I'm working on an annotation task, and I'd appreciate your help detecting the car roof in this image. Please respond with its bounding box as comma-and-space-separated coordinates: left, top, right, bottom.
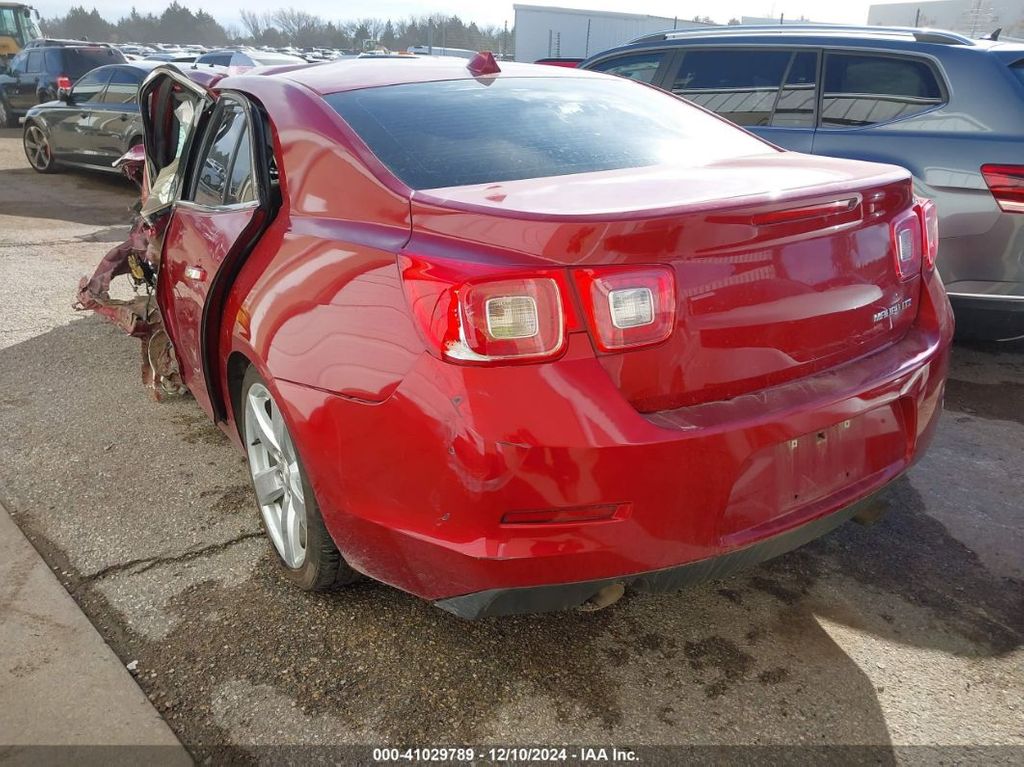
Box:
586, 24, 1024, 61
25, 39, 117, 49
92, 61, 165, 72
629, 24, 985, 46
271, 55, 600, 96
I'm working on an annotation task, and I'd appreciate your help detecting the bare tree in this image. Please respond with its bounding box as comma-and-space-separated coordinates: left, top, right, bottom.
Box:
272, 8, 324, 44
240, 10, 272, 40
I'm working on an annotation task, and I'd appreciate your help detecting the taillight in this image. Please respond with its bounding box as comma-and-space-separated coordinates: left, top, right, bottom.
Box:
981, 164, 1024, 213
916, 197, 939, 271
572, 266, 675, 352
56, 75, 72, 91
399, 255, 575, 365
890, 209, 923, 281
400, 256, 677, 364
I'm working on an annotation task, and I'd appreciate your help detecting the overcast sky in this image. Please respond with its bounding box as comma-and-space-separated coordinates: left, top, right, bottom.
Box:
32, 0, 907, 29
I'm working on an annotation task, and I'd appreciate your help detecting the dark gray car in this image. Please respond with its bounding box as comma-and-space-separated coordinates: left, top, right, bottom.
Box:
583, 25, 1024, 339
20, 61, 158, 175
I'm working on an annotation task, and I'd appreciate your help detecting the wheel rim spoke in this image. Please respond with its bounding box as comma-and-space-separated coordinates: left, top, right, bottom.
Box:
244, 382, 307, 569
252, 466, 284, 506
287, 460, 303, 501
271, 405, 287, 454
283, 499, 303, 564
248, 390, 279, 452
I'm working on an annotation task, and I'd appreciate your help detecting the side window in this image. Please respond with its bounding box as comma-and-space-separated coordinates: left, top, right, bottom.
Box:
227, 127, 255, 204
100, 67, 141, 105
9, 52, 26, 74
589, 52, 666, 84
190, 101, 257, 207
670, 49, 793, 126
0, 9, 17, 36
44, 49, 62, 72
25, 50, 43, 74
71, 69, 111, 103
771, 51, 818, 128
821, 53, 945, 128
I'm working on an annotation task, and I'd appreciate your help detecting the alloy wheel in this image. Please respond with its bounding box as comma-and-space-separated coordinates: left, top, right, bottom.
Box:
24, 126, 51, 171
244, 382, 308, 569
0, 101, 7, 127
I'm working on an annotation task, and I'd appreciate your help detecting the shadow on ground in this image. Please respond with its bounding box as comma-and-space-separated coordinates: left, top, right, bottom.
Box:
0, 134, 135, 226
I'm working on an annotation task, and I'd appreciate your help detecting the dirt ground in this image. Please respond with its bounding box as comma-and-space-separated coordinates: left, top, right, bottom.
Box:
0, 126, 1022, 762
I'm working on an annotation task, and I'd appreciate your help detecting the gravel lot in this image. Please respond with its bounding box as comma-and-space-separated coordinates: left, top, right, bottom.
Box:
0, 126, 1022, 762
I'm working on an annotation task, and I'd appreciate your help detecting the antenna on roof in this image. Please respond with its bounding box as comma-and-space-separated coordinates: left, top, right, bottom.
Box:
981, 27, 1002, 40
467, 50, 501, 76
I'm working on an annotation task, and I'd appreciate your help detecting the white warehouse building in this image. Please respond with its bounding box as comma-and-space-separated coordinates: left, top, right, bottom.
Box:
868, 0, 1024, 37
513, 4, 710, 63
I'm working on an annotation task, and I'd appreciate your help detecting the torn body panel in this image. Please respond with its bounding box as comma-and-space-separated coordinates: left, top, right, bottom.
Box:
75, 66, 217, 398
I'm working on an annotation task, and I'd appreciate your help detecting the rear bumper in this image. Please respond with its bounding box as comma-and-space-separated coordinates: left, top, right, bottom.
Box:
948, 288, 1024, 341
276, 271, 954, 613
436, 487, 886, 618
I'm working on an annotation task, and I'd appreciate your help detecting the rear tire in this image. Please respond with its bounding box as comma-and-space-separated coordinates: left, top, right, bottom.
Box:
23, 123, 59, 174
240, 365, 359, 591
0, 100, 14, 129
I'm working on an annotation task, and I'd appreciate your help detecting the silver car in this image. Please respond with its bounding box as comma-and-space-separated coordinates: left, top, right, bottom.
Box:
584, 25, 1024, 339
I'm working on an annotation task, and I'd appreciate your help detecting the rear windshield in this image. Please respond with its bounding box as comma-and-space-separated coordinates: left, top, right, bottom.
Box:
65, 48, 125, 78
326, 76, 774, 189
249, 53, 302, 65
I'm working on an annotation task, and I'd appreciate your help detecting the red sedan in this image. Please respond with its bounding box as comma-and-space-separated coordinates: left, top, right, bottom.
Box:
121, 54, 952, 617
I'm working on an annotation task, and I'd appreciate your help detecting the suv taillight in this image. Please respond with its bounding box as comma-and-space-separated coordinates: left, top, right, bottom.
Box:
56, 75, 72, 91
916, 198, 939, 271
399, 256, 677, 365
981, 164, 1024, 213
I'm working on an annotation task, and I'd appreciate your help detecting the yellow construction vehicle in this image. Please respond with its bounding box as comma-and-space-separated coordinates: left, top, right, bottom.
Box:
0, 3, 42, 63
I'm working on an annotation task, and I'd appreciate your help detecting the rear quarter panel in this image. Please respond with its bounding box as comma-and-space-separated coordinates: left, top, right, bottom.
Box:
217, 76, 422, 420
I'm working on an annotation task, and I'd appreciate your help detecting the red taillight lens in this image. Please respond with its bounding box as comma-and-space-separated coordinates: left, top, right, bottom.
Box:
572, 266, 675, 352
890, 209, 923, 281
460, 277, 565, 361
399, 254, 574, 365
981, 164, 1024, 213
916, 197, 939, 271
56, 75, 72, 91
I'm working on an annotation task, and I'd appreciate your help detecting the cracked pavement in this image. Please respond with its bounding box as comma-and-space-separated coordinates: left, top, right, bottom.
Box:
0, 127, 1022, 762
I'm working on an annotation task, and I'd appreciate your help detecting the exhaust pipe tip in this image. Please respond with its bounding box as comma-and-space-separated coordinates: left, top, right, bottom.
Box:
579, 582, 625, 612
852, 497, 891, 526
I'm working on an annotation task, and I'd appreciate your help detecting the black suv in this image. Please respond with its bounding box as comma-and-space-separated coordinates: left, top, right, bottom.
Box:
0, 43, 125, 127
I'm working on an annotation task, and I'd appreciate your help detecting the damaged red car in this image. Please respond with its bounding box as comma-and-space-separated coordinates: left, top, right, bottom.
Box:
82, 55, 953, 618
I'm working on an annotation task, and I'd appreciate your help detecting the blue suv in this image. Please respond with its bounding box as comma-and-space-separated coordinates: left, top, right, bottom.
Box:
583, 25, 1024, 339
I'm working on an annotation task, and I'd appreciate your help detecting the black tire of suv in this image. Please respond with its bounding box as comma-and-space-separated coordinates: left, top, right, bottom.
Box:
0, 99, 13, 129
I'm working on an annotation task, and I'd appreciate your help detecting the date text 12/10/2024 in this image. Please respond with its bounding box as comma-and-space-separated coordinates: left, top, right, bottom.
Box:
372, 747, 640, 762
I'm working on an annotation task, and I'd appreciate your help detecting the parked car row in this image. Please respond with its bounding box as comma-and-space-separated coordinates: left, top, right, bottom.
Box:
21, 60, 154, 173
583, 24, 1024, 340
72, 52, 953, 618
0, 41, 124, 126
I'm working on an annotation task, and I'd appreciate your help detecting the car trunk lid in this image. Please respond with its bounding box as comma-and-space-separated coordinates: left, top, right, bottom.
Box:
410, 153, 920, 411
